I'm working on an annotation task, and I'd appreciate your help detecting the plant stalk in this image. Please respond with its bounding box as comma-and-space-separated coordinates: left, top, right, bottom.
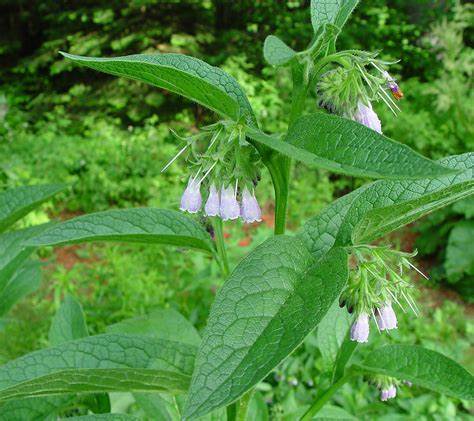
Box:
213, 217, 230, 277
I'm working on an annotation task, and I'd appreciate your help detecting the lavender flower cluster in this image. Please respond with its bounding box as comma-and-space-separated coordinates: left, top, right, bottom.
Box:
180, 177, 262, 223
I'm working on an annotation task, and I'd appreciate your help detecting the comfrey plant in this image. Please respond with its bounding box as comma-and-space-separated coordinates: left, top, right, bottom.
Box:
0, 2, 472, 420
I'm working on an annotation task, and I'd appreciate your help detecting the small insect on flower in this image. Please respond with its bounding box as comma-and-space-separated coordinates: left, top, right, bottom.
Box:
204, 183, 220, 217
180, 176, 202, 214
220, 184, 240, 221
382, 70, 404, 100
353, 101, 382, 134
350, 312, 370, 343
375, 302, 398, 331
241, 187, 262, 223
380, 385, 397, 401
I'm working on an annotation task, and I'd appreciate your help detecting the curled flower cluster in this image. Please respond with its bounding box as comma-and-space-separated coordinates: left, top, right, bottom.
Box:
339, 245, 425, 344
369, 375, 412, 403
164, 120, 262, 224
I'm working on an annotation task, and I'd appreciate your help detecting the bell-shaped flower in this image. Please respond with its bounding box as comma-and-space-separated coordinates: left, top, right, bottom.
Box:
382, 71, 404, 100
376, 302, 398, 331
350, 313, 370, 343
353, 101, 382, 134
204, 183, 220, 217
180, 176, 202, 214
380, 385, 397, 401
241, 187, 262, 223
220, 185, 240, 221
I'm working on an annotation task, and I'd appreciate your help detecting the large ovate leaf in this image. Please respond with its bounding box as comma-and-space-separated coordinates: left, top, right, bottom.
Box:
0, 262, 42, 317
354, 345, 474, 400
61, 52, 255, 124
0, 334, 196, 401
27, 208, 213, 252
0, 184, 65, 232
311, 0, 359, 32
107, 308, 200, 347
49, 295, 89, 346
263, 35, 297, 66
184, 238, 348, 419
248, 114, 453, 179
302, 153, 474, 258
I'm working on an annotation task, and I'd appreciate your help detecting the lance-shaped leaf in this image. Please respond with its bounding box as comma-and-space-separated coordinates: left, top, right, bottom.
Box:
27, 208, 213, 252
311, 0, 359, 32
263, 35, 297, 66
0, 262, 42, 317
0, 224, 51, 289
302, 153, 474, 258
354, 345, 474, 400
0, 334, 196, 401
248, 115, 453, 179
61, 52, 255, 125
0, 184, 65, 233
49, 295, 89, 346
184, 238, 348, 419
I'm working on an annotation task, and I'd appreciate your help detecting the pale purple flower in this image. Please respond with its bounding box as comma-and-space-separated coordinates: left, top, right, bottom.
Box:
241, 187, 262, 223
376, 302, 398, 331
180, 176, 202, 213
353, 101, 382, 134
380, 385, 397, 401
350, 313, 370, 343
219, 185, 240, 221
382, 71, 404, 100
204, 183, 220, 217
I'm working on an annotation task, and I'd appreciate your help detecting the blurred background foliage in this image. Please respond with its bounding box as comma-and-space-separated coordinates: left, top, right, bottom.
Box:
0, 0, 473, 419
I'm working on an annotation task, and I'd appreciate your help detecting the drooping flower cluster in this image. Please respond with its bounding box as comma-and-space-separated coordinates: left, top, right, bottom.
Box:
339, 245, 426, 344
164, 120, 262, 224
316, 51, 404, 134
369, 375, 412, 403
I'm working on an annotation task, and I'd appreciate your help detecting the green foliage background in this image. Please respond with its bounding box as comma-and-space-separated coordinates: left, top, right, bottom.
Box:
0, 0, 472, 419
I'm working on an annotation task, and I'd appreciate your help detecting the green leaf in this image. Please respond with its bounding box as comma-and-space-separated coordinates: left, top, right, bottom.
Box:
49, 295, 89, 346
107, 308, 201, 347
27, 208, 213, 252
0, 262, 42, 317
62, 415, 139, 420
0, 395, 76, 421
354, 345, 474, 400
302, 153, 474, 258
317, 302, 351, 367
263, 35, 297, 66
134, 393, 181, 421
0, 184, 65, 233
0, 224, 51, 287
0, 334, 196, 401
184, 239, 348, 419
311, 0, 359, 32
60, 52, 255, 125
314, 404, 357, 420
445, 220, 474, 283
248, 114, 452, 179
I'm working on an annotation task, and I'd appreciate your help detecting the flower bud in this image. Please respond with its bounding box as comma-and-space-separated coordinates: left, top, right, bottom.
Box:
375, 302, 398, 331
220, 185, 240, 221
204, 184, 220, 217
382, 71, 404, 100
353, 101, 382, 134
241, 187, 262, 223
350, 313, 370, 343
380, 385, 397, 401
180, 176, 202, 213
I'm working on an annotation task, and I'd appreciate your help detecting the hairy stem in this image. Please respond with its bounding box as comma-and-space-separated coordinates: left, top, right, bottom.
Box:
213, 218, 230, 277
332, 332, 358, 383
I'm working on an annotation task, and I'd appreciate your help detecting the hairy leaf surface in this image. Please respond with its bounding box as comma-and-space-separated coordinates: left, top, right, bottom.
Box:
311, 0, 359, 31
27, 208, 213, 252
263, 35, 296, 66
0, 334, 196, 401
355, 345, 474, 400
49, 295, 89, 345
61, 52, 255, 124
184, 239, 348, 419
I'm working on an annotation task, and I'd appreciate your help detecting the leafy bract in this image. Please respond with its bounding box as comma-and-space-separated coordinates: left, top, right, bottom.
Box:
0, 184, 65, 233
302, 153, 474, 258
263, 35, 297, 66
49, 295, 89, 345
107, 308, 200, 347
184, 238, 348, 419
354, 345, 474, 400
0, 334, 196, 401
27, 208, 213, 252
311, 0, 359, 32
248, 114, 453, 179
61, 52, 255, 124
